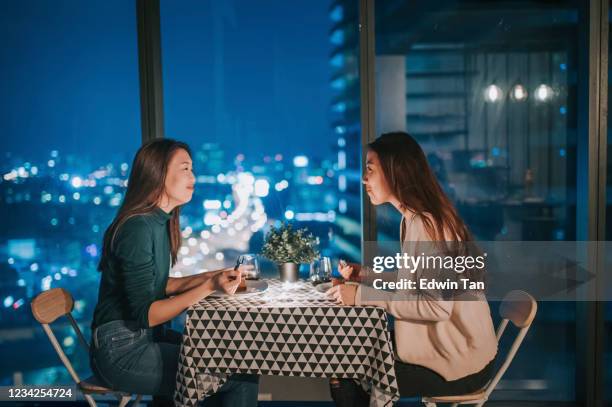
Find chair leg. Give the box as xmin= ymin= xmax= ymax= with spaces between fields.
xmin=132 ymin=394 xmax=142 ymax=407
xmin=475 ymin=402 xmax=486 ymax=407
xmin=118 ymin=395 xmax=132 ymax=407
xmin=451 ymin=404 xmax=459 ymax=407
xmin=83 ymin=393 xmax=97 ymax=407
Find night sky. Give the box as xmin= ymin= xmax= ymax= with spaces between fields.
xmin=0 ymin=0 xmax=334 ymax=163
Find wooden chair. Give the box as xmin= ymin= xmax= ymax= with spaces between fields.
xmin=31 ymin=288 xmax=142 ymax=407
xmin=422 ymin=290 xmax=537 ymax=407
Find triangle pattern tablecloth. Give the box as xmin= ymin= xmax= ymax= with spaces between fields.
xmin=174 ymin=279 xmax=399 ymax=406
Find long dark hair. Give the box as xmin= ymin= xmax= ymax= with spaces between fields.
xmin=98 ymin=138 xmax=192 ymax=271
xmin=369 ymin=132 xmax=471 ymax=242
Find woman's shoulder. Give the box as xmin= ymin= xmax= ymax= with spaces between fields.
xmin=121 ymin=214 xmax=152 ymax=229
xmin=401 ymin=209 xmax=434 ymax=241
xmin=111 ymin=215 xmax=155 ymax=256
xmin=115 ymin=214 xmax=154 ymax=240
xmin=401 ymin=209 xmax=458 ymax=241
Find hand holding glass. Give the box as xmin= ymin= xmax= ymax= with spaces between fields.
xmin=238 ymin=254 xmax=260 ymax=280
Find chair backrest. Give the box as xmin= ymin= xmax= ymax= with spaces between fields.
xmin=31 ymin=288 xmax=73 ymax=324
xmin=499 ymin=290 xmax=537 ymax=329
xmin=31 ymin=288 xmax=90 ymax=385
xmin=483 ymin=290 xmax=537 ymax=398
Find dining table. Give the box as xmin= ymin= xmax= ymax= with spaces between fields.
xmin=174 ymin=278 xmax=399 ymax=406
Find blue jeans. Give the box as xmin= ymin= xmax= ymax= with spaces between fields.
xmin=90 ymin=320 xmax=259 ymax=406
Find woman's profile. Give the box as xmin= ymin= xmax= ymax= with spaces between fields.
xmin=90 ymin=138 xmax=259 ymax=407
xmin=327 ymin=132 xmax=497 ymax=405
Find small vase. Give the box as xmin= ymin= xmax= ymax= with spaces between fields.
xmin=278 ymin=262 xmax=299 ymax=282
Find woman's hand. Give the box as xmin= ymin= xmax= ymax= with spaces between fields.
xmin=338 ymin=261 xmax=361 ymax=281
xmin=210 ymin=269 xmax=242 ymax=295
xmin=326 ymin=284 xmax=358 ymax=306
xmin=235 ymin=264 xmax=255 ymax=277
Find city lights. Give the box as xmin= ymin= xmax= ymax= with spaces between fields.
xmin=338 ymin=175 xmax=347 ymax=192
xmin=275 ymin=180 xmax=289 ymax=191
xmin=338 ymin=151 xmax=346 ymax=169
xmin=202 ymin=199 xmax=221 ymax=209
xmin=339 ymin=199 xmax=347 ymax=213
xmin=71 ymin=176 xmax=83 ymax=188
xmin=293 ymin=156 xmax=308 ymax=167
xmin=183 ymin=227 xmax=193 ymax=238
xmin=3 ymin=170 xmax=17 ymax=181
xmin=254 ymin=179 xmax=270 ymax=197
xmin=3 ymin=296 xmax=14 ymax=308
xmin=306 ymin=176 xmax=324 ymax=185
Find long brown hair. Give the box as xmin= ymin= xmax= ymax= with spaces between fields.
xmin=98 ymin=138 xmax=192 ymax=271
xmin=369 ymin=132 xmax=471 ymax=242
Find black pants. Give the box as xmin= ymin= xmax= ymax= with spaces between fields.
xmin=329 ymin=357 xmax=495 ymax=406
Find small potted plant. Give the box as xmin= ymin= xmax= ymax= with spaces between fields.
xmin=261 ymin=223 xmax=319 ymax=282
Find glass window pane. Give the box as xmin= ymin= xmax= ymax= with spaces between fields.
xmin=160 ymin=0 xmax=361 ymax=277
xmin=0 ymin=0 xmax=140 ymax=384
xmin=374 ymin=0 xmax=582 ymax=401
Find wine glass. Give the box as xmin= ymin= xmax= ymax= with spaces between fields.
xmin=309 ymin=256 xmax=332 ymax=284
xmin=239 ymin=254 xmax=260 ymax=280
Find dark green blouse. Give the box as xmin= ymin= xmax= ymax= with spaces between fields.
xmin=92 ymin=207 xmax=172 ymax=329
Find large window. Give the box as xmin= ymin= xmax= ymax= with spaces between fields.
xmin=374 ymin=0 xmax=582 ymax=402
xmin=160 ymin=0 xmax=361 ymax=277
xmin=1 ymin=1 xmax=610 ymax=402
xmin=0 ymin=0 xmax=141 ymax=385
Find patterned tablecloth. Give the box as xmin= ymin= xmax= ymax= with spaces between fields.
xmin=174 ymin=279 xmax=399 ymax=406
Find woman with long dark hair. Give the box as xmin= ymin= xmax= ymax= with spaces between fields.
xmin=327 ymin=132 xmax=497 ymax=405
xmin=90 ymin=139 xmax=258 ymax=407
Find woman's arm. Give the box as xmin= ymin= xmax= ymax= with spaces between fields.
xmin=149 ymin=269 xmax=241 ymax=327
xmin=165 ymin=270 xmax=220 ymax=296
xmin=165 ymin=265 xmax=253 ymax=296
xmin=332 ymin=224 xmax=454 ymax=321
xmin=114 ymin=218 xmax=240 ymax=328
xmin=327 ymin=281 xmax=453 ymax=322
xmin=355 ymin=284 xmax=453 ymax=321
xmin=367 ymin=214 xmax=454 ymax=321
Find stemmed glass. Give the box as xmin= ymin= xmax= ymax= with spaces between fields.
xmin=309 ymin=256 xmax=332 ymax=284
xmin=238 ymin=254 xmax=260 ymax=280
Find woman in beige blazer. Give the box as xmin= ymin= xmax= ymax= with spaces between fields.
xmin=327 ymin=132 xmax=498 ymax=406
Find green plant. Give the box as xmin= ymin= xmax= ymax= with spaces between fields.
xmin=261 ymin=223 xmax=319 ymax=264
